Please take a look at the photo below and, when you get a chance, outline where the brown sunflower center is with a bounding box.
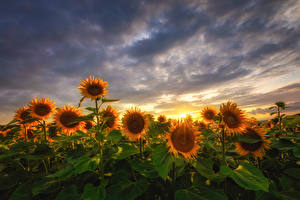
[59,111,79,128]
[84,121,93,130]
[20,110,31,121]
[204,110,215,120]
[87,84,103,96]
[103,112,115,128]
[240,129,263,152]
[126,113,145,134]
[223,111,240,128]
[158,116,166,122]
[34,104,51,116]
[171,126,195,153]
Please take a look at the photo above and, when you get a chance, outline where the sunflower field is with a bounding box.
[0,76,300,200]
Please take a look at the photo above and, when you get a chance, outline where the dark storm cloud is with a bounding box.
[0,0,300,122]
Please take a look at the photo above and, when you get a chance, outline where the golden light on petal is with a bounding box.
[54,105,85,135]
[201,106,218,123]
[15,106,38,126]
[122,107,148,140]
[220,101,247,135]
[157,115,167,123]
[78,76,108,100]
[0,129,14,137]
[235,127,270,159]
[166,120,200,160]
[102,105,119,131]
[29,98,55,120]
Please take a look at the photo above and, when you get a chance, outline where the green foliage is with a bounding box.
[152,143,175,180]
[220,162,269,192]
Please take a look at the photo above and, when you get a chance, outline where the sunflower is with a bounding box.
[220,101,247,135]
[0,129,14,137]
[122,108,148,140]
[201,106,218,123]
[29,98,55,120]
[158,115,167,123]
[166,120,200,160]
[195,121,207,131]
[54,105,85,135]
[20,128,37,141]
[235,127,270,159]
[266,120,274,129]
[78,76,108,100]
[102,105,119,131]
[15,107,38,126]
[82,120,95,134]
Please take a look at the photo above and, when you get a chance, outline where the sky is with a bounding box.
[0,0,300,123]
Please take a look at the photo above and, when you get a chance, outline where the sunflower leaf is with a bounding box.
[220,162,269,192]
[152,144,174,180]
[102,98,120,103]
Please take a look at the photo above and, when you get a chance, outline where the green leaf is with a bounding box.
[107,174,148,200]
[106,130,122,143]
[55,185,80,200]
[284,168,300,179]
[47,165,74,180]
[9,183,32,200]
[0,175,18,190]
[220,162,269,192]
[81,181,107,200]
[293,144,300,158]
[192,158,224,182]
[85,107,97,112]
[102,98,120,103]
[128,158,159,179]
[175,189,201,200]
[112,143,139,160]
[68,154,100,174]
[31,179,60,196]
[152,144,174,180]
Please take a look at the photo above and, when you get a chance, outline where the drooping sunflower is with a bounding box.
[0,129,14,137]
[220,101,247,135]
[15,107,38,126]
[122,108,148,140]
[29,98,55,120]
[78,76,108,100]
[201,106,218,123]
[158,115,167,123]
[54,105,85,135]
[195,120,207,131]
[102,105,119,131]
[166,120,200,160]
[20,128,37,141]
[82,120,95,134]
[235,127,270,159]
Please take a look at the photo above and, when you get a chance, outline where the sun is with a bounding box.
[122,107,148,140]
[235,127,270,159]
[78,76,108,100]
[166,120,200,160]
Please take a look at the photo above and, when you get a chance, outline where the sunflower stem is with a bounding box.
[24,125,27,142]
[221,127,226,164]
[95,99,104,179]
[139,138,143,159]
[42,159,48,174]
[42,120,47,142]
[172,162,176,182]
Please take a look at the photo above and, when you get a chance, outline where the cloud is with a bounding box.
[0,0,300,123]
